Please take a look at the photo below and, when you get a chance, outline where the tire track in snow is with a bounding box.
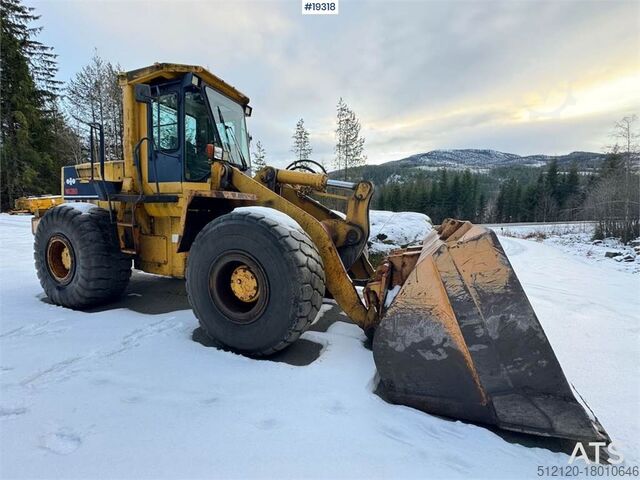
[20,355,86,386]
[1,319,70,339]
[0,406,29,418]
[18,318,182,388]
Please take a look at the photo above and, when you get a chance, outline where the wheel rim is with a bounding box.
[208,252,269,324]
[46,235,75,285]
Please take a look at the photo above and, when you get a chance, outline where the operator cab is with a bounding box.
[63,64,254,202]
[142,69,252,186]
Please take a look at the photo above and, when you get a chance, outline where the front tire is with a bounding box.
[186,209,325,356]
[34,204,132,309]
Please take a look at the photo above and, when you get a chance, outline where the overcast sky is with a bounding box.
[32,0,640,167]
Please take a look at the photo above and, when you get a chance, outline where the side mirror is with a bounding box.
[134,84,152,103]
[244,105,253,117]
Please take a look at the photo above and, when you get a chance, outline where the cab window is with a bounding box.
[184,90,216,181]
[205,86,250,170]
[151,92,178,151]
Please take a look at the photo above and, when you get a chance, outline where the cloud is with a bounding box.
[33,0,640,166]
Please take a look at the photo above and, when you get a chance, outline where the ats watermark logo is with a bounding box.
[537,441,638,477]
[568,441,622,465]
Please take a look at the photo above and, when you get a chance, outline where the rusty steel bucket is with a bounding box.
[370,219,609,445]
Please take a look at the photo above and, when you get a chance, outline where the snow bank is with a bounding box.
[368,210,433,254]
[257,207,434,255]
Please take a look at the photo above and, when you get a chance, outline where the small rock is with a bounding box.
[618,253,636,263]
[605,251,622,258]
[630,239,640,248]
[592,239,603,245]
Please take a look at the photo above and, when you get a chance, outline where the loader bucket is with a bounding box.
[372,219,609,445]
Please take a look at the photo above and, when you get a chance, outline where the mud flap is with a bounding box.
[372,219,609,445]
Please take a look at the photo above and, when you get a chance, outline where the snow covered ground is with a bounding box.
[1,213,638,479]
[487,222,640,274]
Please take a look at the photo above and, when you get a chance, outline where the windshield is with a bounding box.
[205,86,250,170]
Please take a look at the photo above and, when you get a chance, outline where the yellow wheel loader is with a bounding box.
[21,63,609,450]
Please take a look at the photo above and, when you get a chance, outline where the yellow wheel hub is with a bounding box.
[230,265,259,303]
[61,246,72,270]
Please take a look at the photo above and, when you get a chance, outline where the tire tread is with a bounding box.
[186,209,325,356]
[34,205,132,309]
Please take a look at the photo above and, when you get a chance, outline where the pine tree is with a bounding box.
[514,182,523,222]
[561,162,580,217]
[546,159,560,206]
[600,153,623,179]
[449,173,461,218]
[459,169,476,220]
[418,181,431,214]
[495,183,506,222]
[539,176,557,222]
[477,192,486,222]
[291,118,312,166]
[387,183,402,211]
[403,183,421,212]
[436,168,448,221]
[523,182,537,221]
[429,180,441,223]
[334,98,366,180]
[1,0,61,111]
[251,140,267,174]
[0,0,70,210]
[531,171,545,221]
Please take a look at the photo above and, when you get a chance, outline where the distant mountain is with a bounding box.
[385,149,606,172]
[328,149,611,187]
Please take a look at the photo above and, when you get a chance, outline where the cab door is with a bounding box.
[183,87,217,183]
[147,82,183,192]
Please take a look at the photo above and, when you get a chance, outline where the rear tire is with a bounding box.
[186,209,325,356]
[34,204,132,309]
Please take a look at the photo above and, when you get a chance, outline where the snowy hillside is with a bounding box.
[1,214,639,478]
[388,149,606,171]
